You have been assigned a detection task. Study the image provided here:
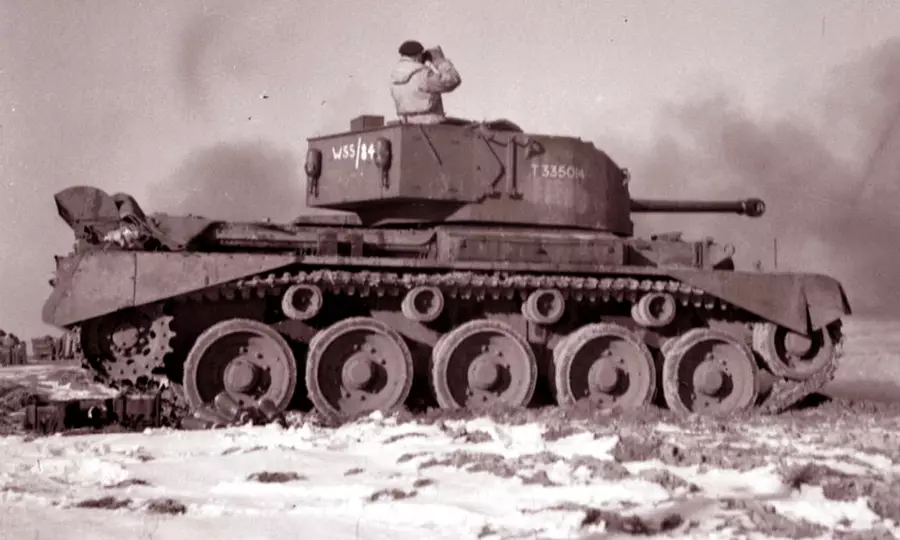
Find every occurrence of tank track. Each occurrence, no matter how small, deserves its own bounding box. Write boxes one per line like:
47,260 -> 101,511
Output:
229,268 -> 840,415
72,268 -> 842,421
232,269 -> 727,307
758,321 -> 844,415
758,359 -> 838,414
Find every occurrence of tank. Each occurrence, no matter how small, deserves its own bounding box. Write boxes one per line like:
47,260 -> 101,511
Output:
41,114 -> 851,422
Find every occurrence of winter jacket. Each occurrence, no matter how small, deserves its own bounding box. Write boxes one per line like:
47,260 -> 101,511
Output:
390,56 -> 461,124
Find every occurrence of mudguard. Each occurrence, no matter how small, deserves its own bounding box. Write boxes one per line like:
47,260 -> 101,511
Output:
42,251 -> 301,327
667,268 -> 851,335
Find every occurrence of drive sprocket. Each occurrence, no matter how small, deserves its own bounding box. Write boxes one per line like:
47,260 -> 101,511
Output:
80,303 -> 175,388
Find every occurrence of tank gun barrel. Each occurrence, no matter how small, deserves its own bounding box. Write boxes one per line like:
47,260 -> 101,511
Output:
630,197 -> 766,218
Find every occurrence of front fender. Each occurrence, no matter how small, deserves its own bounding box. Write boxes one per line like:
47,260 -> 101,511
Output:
667,269 -> 851,335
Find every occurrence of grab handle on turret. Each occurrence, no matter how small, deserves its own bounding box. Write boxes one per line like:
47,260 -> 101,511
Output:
629,197 -> 766,218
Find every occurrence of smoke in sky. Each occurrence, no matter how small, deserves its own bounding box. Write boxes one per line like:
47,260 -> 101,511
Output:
163,3 -> 377,223
148,78 -> 376,222
147,140 -> 303,222
624,38 -> 900,316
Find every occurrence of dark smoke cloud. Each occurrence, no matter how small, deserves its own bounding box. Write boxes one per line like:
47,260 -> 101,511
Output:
148,140 -> 304,222
622,38 -> 900,317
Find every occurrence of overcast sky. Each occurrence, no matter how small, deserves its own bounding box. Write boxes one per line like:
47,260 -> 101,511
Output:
2,1 -> 899,338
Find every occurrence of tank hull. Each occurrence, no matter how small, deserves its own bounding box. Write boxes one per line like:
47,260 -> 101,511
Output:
45,246 -> 848,336
42,221 -> 850,422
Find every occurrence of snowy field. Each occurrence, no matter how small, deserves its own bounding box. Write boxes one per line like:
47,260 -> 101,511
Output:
1,316 -> 899,540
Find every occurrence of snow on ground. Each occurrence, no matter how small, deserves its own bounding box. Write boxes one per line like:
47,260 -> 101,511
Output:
3,408 -> 900,540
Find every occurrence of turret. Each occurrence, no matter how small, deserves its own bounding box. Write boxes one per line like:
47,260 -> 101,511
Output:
300,115 -> 765,236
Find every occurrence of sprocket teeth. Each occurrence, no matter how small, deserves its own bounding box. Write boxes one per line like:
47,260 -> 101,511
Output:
81,305 -> 177,388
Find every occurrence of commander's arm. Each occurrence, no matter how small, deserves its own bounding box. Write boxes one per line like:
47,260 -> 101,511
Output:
418,58 -> 462,94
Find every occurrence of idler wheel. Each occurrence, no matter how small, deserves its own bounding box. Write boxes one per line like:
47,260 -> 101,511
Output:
662,328 -> 759,417
431,319 -> 537,411
521,288 -> 566,325
553,323 -> 657,411
305,317 -> 414,419
401,286 -> 444,323
281,284 -> 324,321
631,292 -> 677,328
752,322 -> 836,380
183,318 -> 298,414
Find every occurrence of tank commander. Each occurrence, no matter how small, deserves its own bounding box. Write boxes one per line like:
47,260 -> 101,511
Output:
390,40 -> 461,124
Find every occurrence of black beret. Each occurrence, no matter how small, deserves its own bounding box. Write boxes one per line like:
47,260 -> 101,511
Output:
398,40 -> 424,57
